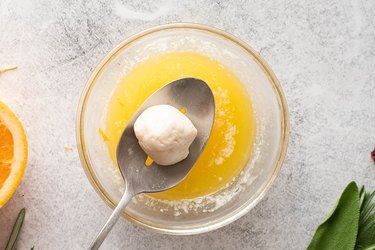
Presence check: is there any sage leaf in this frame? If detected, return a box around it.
[356,189,375,250]
[307,182,360,250]
[5,208,26,250]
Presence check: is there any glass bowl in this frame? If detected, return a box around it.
[76,23,289,235]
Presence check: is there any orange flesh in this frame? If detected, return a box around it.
[0,120,13,189]
[105,52,256,200]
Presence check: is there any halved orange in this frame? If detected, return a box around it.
[0,101,27,208]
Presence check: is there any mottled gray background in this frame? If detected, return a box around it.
[0,0,374,249]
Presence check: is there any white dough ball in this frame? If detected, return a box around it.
[134,104,198,166]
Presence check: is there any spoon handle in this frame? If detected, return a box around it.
[89,188,134,250]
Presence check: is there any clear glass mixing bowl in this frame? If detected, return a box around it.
[76,23,289,235]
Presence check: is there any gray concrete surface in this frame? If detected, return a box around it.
[0,0,374,249]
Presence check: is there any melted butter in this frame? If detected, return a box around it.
[105,52,256,200]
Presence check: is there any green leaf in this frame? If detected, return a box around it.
[5,208,26,250]
[307,182,360,250]
[356,189,375,250]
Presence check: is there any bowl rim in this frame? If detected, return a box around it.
[76,22,290,235]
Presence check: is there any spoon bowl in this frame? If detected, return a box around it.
[117,78,215,194]
[90,78,215,249]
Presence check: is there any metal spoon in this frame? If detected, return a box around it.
[89,78,215,249]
